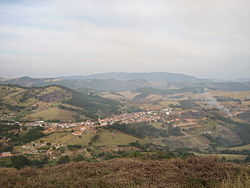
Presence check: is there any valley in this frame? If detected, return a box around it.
[1,73,250,169]
[0,73,250,188]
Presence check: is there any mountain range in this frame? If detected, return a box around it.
[1,72,250,92]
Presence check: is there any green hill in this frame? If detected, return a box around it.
[0,84,121,121]
[1,73,250,92]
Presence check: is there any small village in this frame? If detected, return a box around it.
[0,106,236,158]
[20,108,173,133]
[0,108,172,157]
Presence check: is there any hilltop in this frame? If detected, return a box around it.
[0,84,121,121]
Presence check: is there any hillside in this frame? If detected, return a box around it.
[0,85,121,121]
[0,157,249,188]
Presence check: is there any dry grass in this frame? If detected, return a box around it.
[208,90,250,100]
[225,144,250,151]
[101,91,140,101]
[0,157,247,188]
[219,165,250,188]
[195,153,248,161]
[160,99,179,106]
[39,131,93,145]
[23,107,77,121]
[95,129,140,146]
[117,91,141,100]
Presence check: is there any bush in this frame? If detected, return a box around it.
[13,127,45,144]
[57,155,70,164]
[88,134,101,145]
[11,155,31,169]
[72,154,86,162]
[108,122,183,138]
[67,145,82,151]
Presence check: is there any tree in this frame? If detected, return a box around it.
[245,155,250,163]
[88,134,100,145]
[57,155,70,164]
[11,155,31,169]
[73,154,86,162]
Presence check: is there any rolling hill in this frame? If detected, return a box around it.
[1,72,250,92]
[0,84,121,121]
[69,72,205,83]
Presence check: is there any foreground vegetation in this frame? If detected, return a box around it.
[0,157,250,188]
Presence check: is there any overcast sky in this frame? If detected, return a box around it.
[0,0,249,79]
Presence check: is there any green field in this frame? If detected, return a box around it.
[40,129,140,146]
[24,107,78,121]
[95,129,140,146]
[39,131,94,146]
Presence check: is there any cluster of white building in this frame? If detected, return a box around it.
[98,108,172,126]
[20,108,173,130]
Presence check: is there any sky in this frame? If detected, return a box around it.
[0,0,249,79]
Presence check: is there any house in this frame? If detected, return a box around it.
[100,121,108,126]
[72,131,82,136]
[1,152,12,157]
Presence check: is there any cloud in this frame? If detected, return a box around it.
[0,0,249,78]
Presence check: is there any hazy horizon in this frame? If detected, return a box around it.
[0,0,249,79]
[1,71,250,81]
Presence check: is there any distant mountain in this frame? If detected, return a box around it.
[194,82,250,92]
[0,76,56,87]
[0,72,207,92]
[61,72,207,83]
[235,78,250,82]
[1,72,250,92]
[1,76,42,86]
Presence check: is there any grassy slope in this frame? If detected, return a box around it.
[39,131,93,145]
[95,129,140,146]
[194,153,248,161]
[0,157,248,188]
[40,129,140,146]
[23,107,77,121]
[0,85,121,121]
[225,144,250,151]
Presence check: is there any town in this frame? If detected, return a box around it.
[20,108,171,133]
[0,105,239,159]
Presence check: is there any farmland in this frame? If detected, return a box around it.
[24,107,78,121]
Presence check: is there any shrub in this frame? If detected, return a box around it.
[57,155,70,164]
[11,155,31,169]
[72,155,86,162]
[67,145,82,151]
